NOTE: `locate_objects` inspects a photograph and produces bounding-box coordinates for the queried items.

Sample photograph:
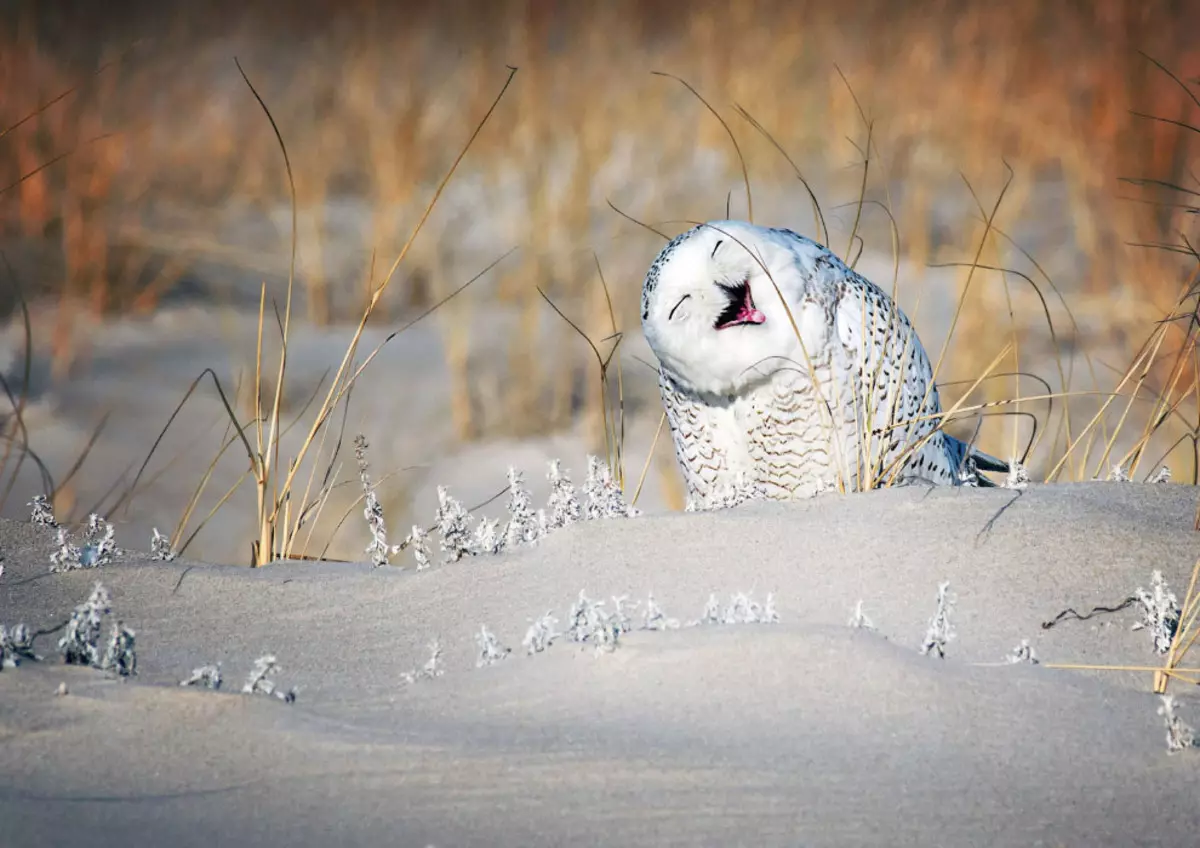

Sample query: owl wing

[832,272,949,484]
[658,371,754,508]
[832,272,1008,485]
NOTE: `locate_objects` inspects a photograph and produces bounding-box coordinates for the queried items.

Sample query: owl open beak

[714,280,766,330]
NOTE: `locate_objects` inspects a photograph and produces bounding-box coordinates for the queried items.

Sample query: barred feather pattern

[645,221,1000,505]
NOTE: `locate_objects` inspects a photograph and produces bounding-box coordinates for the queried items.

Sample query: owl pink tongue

[738,303,766,324]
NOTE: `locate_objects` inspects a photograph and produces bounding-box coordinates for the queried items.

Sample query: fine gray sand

[2,482,1199,846]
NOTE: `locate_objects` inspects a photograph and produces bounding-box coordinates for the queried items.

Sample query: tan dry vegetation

[2,0,1200,541]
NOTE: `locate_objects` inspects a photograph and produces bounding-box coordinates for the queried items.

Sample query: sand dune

[2,482,1198,846]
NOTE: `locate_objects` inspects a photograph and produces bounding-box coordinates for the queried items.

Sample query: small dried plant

[435,486,475,563]
[402,639,445,683]
[475,624,510,667]
[848,599,877,630]
[1005,639,1039,665]
[149,528,178,562]
[100,621,137,677]
[920,581,955,658]
[180,664,223,689]
[355,435,397,568]
[642,591,680,631]
[522,611,561,655]
[59,582,112,667]
[1133,570,1180,656]
[242,654,297,702]
[29,494,58,528]
[1157,696,1198,754]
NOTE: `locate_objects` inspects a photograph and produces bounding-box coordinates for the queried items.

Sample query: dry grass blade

[652,71,752,224]
[733,104,829,246]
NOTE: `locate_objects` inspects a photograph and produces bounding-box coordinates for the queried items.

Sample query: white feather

[640,220,1002,505]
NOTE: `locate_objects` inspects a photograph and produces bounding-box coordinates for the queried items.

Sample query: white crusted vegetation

[1005,639,1039,665]
[180,664,223,689]
[1133,570,1180,655]
[101,621,137,677]
[435,486,474,563]
[355,435,399,568]
[565,591,622,653]
[1148,466,1172,483]
[1106,464,1131,482]
[242,654,296,702]
[1004,460,1030,490]
[642,591,680,631]
[848,600,877,631]
[149,528,178,562]
[522,611,561,655]
[407,524,432,570]
[1158,696,1198,754]
[583,455,640,519]
[919,581,955,658]
[50,514,121,572]
[720,590,780,625]
[545,459,582,530]
[0,623,37,670]
[470,517,504,556]
[402,639,445,683]
[503,466,542,549]
[475,624,510,667]
[29,494,58,527]
[59,582,112,667]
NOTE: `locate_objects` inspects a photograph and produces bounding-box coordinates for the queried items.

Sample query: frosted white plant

[611,595,638,634]
[522,611,561,655]
[691,593,722,625]
[642,591,680,631]
[149,528,178,562]
[1132,570,1180,655]
[567,591,601,642]
[59,582,111,666]
[435,486,474,563]
[475,624,510,667]
[1005,639,1039,665]
[562,591,622,652]
[355,435,395,568]
[848,600,876,630]
[1106,464,1131,482]
[919,581,955,658]
[29,494,57,528]
[49,528,82,572]
[180,664,223,689]
[100,621,137,677]
[1148,466,1172,484]
[403,639,445,683]
[470,517,504,556]
[956,457,980,487]
[503,466,541,548]
[545,459,582,530]
[1004,460,1030,490]
[407,524,432,570]
[79,514,120,567]
[1,623,38,669]
[1158,696,1198,754]
[721,590,778,624]
[242,654,296,702]
[583,455,640,519]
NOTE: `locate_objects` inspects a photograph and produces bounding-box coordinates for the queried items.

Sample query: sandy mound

[2,482,1198,846]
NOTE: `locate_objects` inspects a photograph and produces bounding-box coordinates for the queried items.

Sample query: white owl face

[642,221,819,398]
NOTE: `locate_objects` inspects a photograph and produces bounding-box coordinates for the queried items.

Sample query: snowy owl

[640,220,1007,509]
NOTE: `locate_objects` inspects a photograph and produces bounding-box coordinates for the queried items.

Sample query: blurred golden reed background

[2,0,1200,557]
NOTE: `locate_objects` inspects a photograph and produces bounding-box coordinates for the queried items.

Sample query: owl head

[640,220,824,398]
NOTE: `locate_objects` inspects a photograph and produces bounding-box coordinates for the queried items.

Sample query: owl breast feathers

[639,220,1006,509]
